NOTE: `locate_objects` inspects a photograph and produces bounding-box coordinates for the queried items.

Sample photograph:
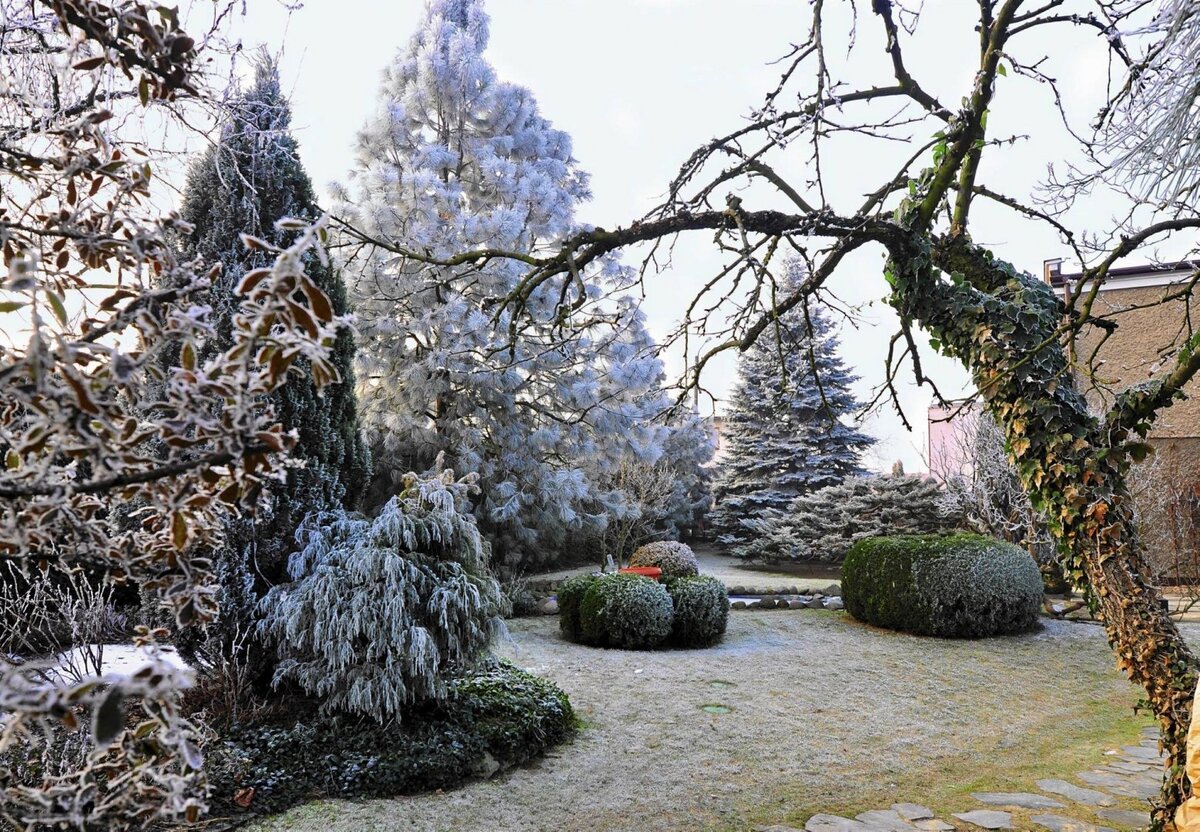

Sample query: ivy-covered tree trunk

[890,233,1198,826]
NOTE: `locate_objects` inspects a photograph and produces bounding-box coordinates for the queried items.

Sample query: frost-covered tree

[659,409,718,539]
[735,474,959,563]
[340,0,666,570]
[1103,0,1200,205]
[258,468,504,724]
[711,274,873,545]
[594,409,716,564]
[165,58,370,663]
[169,60,367,583]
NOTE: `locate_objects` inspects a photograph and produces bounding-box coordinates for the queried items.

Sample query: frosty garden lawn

[246,612,1167,832]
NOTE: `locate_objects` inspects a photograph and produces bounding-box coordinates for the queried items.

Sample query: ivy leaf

[93,688,125,746]
[1127,442,1154,463]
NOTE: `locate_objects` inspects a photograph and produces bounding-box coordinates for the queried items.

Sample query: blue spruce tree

[710,264,874,545]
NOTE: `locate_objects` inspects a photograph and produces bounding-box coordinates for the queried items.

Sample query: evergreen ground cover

[204,661,574,823]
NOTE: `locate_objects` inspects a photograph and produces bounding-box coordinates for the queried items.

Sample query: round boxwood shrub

[665,575,729,647]
[841,533,1043,638]
[557,573,602,642]
[629,541,700,577]
[579,573,674,649]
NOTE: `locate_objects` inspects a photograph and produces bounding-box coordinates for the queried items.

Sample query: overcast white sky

[213,0,1157,472]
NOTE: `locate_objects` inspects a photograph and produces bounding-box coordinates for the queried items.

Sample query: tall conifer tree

[343,0,667,570]
[711,264,874,545]
[169,58,369,659]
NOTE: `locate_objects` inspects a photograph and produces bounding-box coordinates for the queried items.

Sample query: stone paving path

[757,727,1162,831]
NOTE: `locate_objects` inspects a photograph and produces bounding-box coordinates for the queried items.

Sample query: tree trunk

[1080,497,1195,825]
[887,233,1198,828]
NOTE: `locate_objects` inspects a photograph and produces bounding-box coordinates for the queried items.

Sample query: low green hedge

[558,573,602,642]
[666,575,729,648]
[559,573,728,650]
[579,573,674,649]
[841,533,1043,638]
[204,660,574,819]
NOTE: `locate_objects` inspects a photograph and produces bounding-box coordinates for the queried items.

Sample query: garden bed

[246,613,1172,832]
[204,661,574,824]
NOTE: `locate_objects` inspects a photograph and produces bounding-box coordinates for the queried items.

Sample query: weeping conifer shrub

[258,468,504,723]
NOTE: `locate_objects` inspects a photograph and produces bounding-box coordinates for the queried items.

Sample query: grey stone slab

[854,809,914,830]
[1122,745,1163,761]
[892,804,935,822]
[1105,761,1150,773]
[805,816,872,832]
[754,827,804,832]
[971,792,1066,810]
[1035,778,1114,806]
[911,822,954,832]
[1076,771,1160,799]
[1095,808,1150,829]
[1029,814,1115,832]
[953,810,1013,829]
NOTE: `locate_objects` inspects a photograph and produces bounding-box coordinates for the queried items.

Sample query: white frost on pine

[341,0,678,569]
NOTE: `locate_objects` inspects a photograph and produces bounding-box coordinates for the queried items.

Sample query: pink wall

[927,405,980,481]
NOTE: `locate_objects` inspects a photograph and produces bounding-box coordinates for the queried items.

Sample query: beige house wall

[1072,282,1200,579]
[1073,283,1200,440]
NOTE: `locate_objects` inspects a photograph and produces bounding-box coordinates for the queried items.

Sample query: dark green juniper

[164,57,369,669]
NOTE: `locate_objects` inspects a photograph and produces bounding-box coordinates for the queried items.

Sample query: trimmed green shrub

[666,576,729,647]
[841,533,1043,638]
[204,660,573,819]
[579,573,674,649]
[557,574,602,642]
[629,541,700,577]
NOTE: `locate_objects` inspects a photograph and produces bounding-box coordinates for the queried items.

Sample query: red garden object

[619,566,663,580]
